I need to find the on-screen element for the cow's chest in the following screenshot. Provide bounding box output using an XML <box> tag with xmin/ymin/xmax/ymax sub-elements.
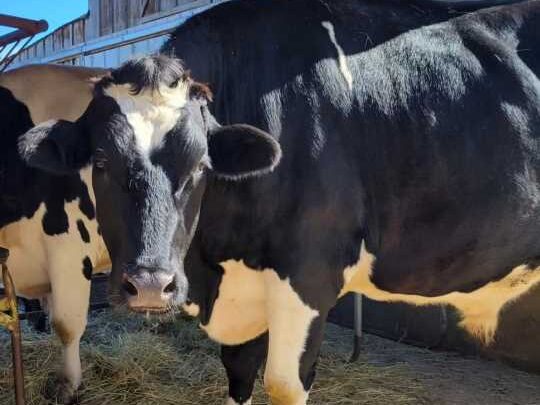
<box><xmin>200</xmin><ymin>260</ymin><xmax>269</xmax><ymax>346</ymax></box>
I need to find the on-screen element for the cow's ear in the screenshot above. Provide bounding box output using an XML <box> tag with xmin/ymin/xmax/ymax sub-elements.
<box><xmin>18</xmin><ymin>119</ymin><xmax>91</xmax><ymax>175</ymax></box>
<box><xmin>208</xmin><ymin>124</ymin><xmax>281</xmax><ymax>180</ymax></box>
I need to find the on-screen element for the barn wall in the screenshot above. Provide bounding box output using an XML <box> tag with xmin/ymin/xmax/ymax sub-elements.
<box><xmin>9</xmin><ymin>0</ymin><xmax>227</xmax><ymax>69</ymax></box>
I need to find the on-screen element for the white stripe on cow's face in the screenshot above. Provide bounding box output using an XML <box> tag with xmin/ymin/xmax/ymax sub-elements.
<box><xmin>104</xmin><ymin>81</ymin><xmax>189</xmax><ymax>155</ymax></box>
<box><xmin>342</xmin><ymin>242</ymin><xmax>540</xmax><ymax>343</ymax></box>
<box><xmin>321</xmin><ymin>21</ymin><xmax>354</xmax><ymax>91</ymax></box>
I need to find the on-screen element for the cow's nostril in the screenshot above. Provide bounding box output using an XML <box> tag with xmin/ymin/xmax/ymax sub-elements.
<box><xmin>122</xmin><ymin>279</ymin><xmax>138</xmax><ymax>296</ymax></box>
<box><xmin>163</xmin><ymin>279</ymin><xmax>176</xmax><ymax>294</ymax></box>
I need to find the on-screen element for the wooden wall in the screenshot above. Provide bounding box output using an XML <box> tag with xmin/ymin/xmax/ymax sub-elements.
<box><xmin>13</xmin><ymin>0</ymin><xmax>214</xmax><ymax>65</ymax></box>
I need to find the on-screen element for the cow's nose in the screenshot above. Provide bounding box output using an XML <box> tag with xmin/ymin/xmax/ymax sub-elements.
<box><xmin>122</xmin><ymin>268</ymin><xmax>177</xmax><ymax>312</ymax></box>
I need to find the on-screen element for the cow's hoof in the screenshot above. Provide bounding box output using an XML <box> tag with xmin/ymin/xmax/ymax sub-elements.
<box><xmin>43</xmin><ymin>373</ymin><xmax>80</xmax><ymax>404</ymax></box>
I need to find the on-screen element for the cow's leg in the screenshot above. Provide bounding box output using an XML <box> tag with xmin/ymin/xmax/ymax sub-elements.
<box><xmin>263</xmin><ymin>271</ymin><xmax>327</xmax><ymax>405</ymax></box>
<box><xmin>221</xmin><ymin>333</ymin><xmax>268</xmax><ymax>405</ymax></box>
<box><xmin>46</xmin><ymin>259</ymin><xmax>91</xmax><ymax>404</ymax></box>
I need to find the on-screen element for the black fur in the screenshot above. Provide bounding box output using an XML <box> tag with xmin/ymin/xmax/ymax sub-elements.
<box><xmin>77</xmin><ymin>220</ymin><xmax>90</xmax><ymax>243</ymax></box>
<box><xmin>161</xmin><ymin>0</ymin><xmax>540</xmax><ymax>399</ymax></box>
<box><xmin>82</xmin><ymin>256</ymin><xmax>93</xmax><ymax>281</ymax></box>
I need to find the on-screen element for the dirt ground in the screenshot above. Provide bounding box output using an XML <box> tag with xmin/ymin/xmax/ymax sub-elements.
<box><xmin>326</xmin><ymin>325</ymin><xmax>540</xmax><ymax>405</ymax></box>
<box><xmin>0</xmin><ymin>313</ymin><xmax>539</xmax><ymax>404</ymax></box>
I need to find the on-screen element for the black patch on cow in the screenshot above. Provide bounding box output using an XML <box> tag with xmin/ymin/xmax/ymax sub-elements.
<box><xmin>77</xmin><ymin>219</ymin><xmax>91</xmax><ymax>243</ymax></box>
<box><xmin>0</xmin><ymin>86</ymin><xmax>96</xmax><ymax>234</ymax></box>
<box><xmin>82</xmin><ymin>256</ymin><xmax>93</xmax><ymax>281</ymax></box>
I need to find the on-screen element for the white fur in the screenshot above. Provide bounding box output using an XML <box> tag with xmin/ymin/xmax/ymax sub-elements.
<box><xmin>341</xmin><ymin>242</ymin><xmax>540</xmax><ymax>343</ymax></box>
<box><xmin>201</xmin><ymin>261</ymin><xmax>317</xmax><ymax>405</ymax></box>
<box><xmin>201</xmin><ymin>261</ymin><xmax>268</xmax><ymax>345</ymax></box>
<box><xmin>263</xmin><ymin>271</ymin><xmax>317</xmax><ymax>405</ymax></box>
<box><xmin>322</xmin><ymin>21</ymin><xmax>354</xmax><ymax>91</ymax></box>
<box><xmin>104</xmin><ymin>82</ymin><xmax>189</xmax><ymax>155</ymax></box>
<box><xmin>0</xmin><ymin>167</ymin><xmax>109</xmax><ymax>395</ymax></box>
<box><xmin>225</xmin><ymin>397</ymin><xmax>252</xmax><ymax>405</ymax></box>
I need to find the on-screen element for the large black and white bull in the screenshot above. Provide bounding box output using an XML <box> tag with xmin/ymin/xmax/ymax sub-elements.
<box><xmin>0</xmin><ymin>57</ymin><xmax>280</xmax><ymax>402</ymax></box>
<box><xmin>4</xmin><ymin>0</ymin><xmax>540</xmax><ymax>404</ymax></box>
<box><xmin>156</xmin><ymin>1</ymin><xmax>540</xmax><ymax>404</ymax></box>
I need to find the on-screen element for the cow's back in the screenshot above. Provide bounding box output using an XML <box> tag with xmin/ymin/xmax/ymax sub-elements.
<box><xmin>0</xmin><ymin>64</ymin><xmax>108</xmax><ymax>124</ymax></box>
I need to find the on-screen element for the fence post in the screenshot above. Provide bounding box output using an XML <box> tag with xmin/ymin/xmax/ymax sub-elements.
<box><xmin>0</xmin><ymin>247</ymin><xmax>25</xmax><ymax>405</ymax></box>
<box><xmin>349</xmin><ymin>293</ymin><xmax>363</xmax><ymax>362</ymax></box>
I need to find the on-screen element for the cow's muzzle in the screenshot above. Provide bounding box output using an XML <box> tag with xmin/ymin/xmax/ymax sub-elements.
<box><xmin>122</xmin><ymin>266</ymin><xmax>177</xmax><ymax>313</ymax></box>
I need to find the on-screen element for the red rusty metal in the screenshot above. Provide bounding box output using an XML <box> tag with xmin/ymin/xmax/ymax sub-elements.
<box><xmin>0</xmin><ymin>14</ymin><xmax>48</xmax><ymax>72</ymax></box>
<box><xmin>0</xmin><ymin>14</ymin><xmax>48</xmax><ymax>46</ymax></box>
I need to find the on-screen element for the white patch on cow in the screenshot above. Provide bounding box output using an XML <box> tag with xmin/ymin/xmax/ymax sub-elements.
<box><xmin>201</xmin><ymin>261</ymin><xmax>317</xmax><ymax>404</ymax></box>
<box><xmin>104</xmin><ymin>81</ymin><xmax>189</xmax><ymax>155</ymax></box>
<box><xmin>225</xmin><ymin>397</ymin><xmax>252</xmax><ymax>405</ymax></box>
<box><xmin>201</xmin><ymin>260</ymin><xmax>268</xmax><ymax>345</ymax></box>
<box><xmin>264</xmin><ymin>271</ymin><xmax>317</xmax><ymax>405</ymax></box>
<box><xmin>342</xmin><ymin>242</ymin><xmax>540</xmax><ymax>343</ymax></box>
<box><xmin>321</xmin><ymin>21</ymin><xmax>353</xmax><ymax>91</ymax></box>
<box><xmin>0</xmin><ymin>166</ymin><xmax>110</xmax><ymax>396</ymax></box>
<box><xmin>182</xmin><ymin>302</ymin><xmax>201</xmax><ymax>317</ymax></box>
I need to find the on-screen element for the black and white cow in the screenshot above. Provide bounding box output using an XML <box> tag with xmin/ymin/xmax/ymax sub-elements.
<box><xmin>157</xmin><ymin>0</ymin><xmax>539</xmax><ymax>404</ymax></box>
<box><xmin>7</xmin><ymin>0</ymin><xmax>540</xmax><ymax>404</ymax></box>
<box><xmin>1</xmin><ymin>56</ymin><xmax>280</xmax><ymax>402</ymax></box>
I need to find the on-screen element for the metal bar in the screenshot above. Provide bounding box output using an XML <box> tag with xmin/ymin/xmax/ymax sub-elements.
<box><xmin>0</xmin><ymin>247</ymin><xmax>26</xmax><ymax>405</ymax></box>
<box><xmin>0</xmin><ymin>39</ymin><xmax>20</xmax><ymax>72</ymax></box>
<box><xmin>0</xmin><ymin>14</ymin><xmax>48</xmax><ymax>34</ymax></box>
<box><xmin>1</xmin><ymin>35</ymin><xmax>34</xmax><ymax>73</ymax></box>
<box><xmin>349</xmin><ymin>293</ymin><xmax>363</xmax><ymax>362</ymax></box>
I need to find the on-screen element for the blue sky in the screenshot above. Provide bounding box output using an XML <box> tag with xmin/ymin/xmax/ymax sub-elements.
<box><xmin>0</xmin><ymin>1</ymin><xmax>88</xmax><ymax>43</ymax></box>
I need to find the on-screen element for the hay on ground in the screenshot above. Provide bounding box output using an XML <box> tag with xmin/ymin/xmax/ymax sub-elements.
<box><xmin>0</xmin><ymin>310</ymin><xmax>428</xmax><ymax>404</ymax></box>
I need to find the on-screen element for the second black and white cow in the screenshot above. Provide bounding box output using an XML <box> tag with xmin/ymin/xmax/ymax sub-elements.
<box><xmin>1</xmin><ymin>55</ymin><xmax>280</xmax><ymax>402</ymax></box>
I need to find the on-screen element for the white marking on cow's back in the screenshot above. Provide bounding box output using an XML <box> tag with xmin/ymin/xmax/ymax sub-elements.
<box><xmin>104</xmin><ymin>82</ymin><xmax>188</xmax><ymax>154</ymax></box>
<box><xmin>321</xmin><ymin>21</ymin><xmax>354</xmax><ymax>91</ymax></box>
<box><xmin>342</xmin><ymin>242</ymin><xmax>540</xmax><ymax>343</ymax></box>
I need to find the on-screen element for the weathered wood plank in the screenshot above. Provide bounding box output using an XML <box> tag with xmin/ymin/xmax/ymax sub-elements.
<box><xmin>87</xmin><ymin>0</ymin><xmax>101</xmax><ymax>40</ymax></box>
<box><xmin>53</xmin><ymin>29</ymin><xmax>63</xmax><ymax>52</ymax></box>
<box><xmin>160</xmin><ymin>0</ymin><xmax>178</xmax><ymax>11</ymax></box>
<box><xmin>100</xmin><ymin>0</ymin><xmax>114</xmax><ymax>36</ymax></box>
<box><xmin>73</xmin><ymin>19</ymin><xmax>85</xmax><ymax>45</ymax></box>
<box><xmin>175</xmin><ymin>0</ymin><xmax>211</xmax><ymax>13</ymax></box>
<box><xmin>113</xmin><ymin>0</ymin><xmax>129</xmax><ymax>32</ymax></box>
<box><xmin>62</xmin><ymin>24</ymin><xmax>73</xmax><ymax>48</ymax></box>
<box><xmin>44</xmin><ymin>35</ymin><xmax>53</xmax><ymax>55</ymax></box>
<box><xmin>128</xmin><ymin>0</ymin><xmax>145</xmax><ymax>27</ymax></box>
<box><xmin>143</xmin><ymin>0</ymin><xmax>160</xmax><ymax>17</ymax></box>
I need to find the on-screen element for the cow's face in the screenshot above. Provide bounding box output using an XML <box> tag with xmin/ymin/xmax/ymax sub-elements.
<box><xmin>19</xmin><ymin>55</ymin><xmax>281</xmax><ymax>314</ymax></box>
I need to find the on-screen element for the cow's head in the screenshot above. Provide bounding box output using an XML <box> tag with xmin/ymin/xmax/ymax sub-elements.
<box><xmin>19</xmin><ymin>55</ymin><xmax>281</xmax><ymax>314</ymax></box>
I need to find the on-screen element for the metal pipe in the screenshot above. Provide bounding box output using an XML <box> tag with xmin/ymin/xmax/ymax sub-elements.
<box><xmin>0</xmin><ymin>247</ymin><xmax>26</xmax><ymax>405</ymax></box>
<box><xmin>0</xmin><ymin>15</ymin><xmax>48</xmax><ymax>35</ymax></box>
<box><xmin>1</xmin><ymin>35</ymin><xmax>34</xmax><ymax>73</ymax></box>
<box><xmin>349</xmin><ymin>293</ymin><xmax>363</xmax><ymax>362</ymax></box>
